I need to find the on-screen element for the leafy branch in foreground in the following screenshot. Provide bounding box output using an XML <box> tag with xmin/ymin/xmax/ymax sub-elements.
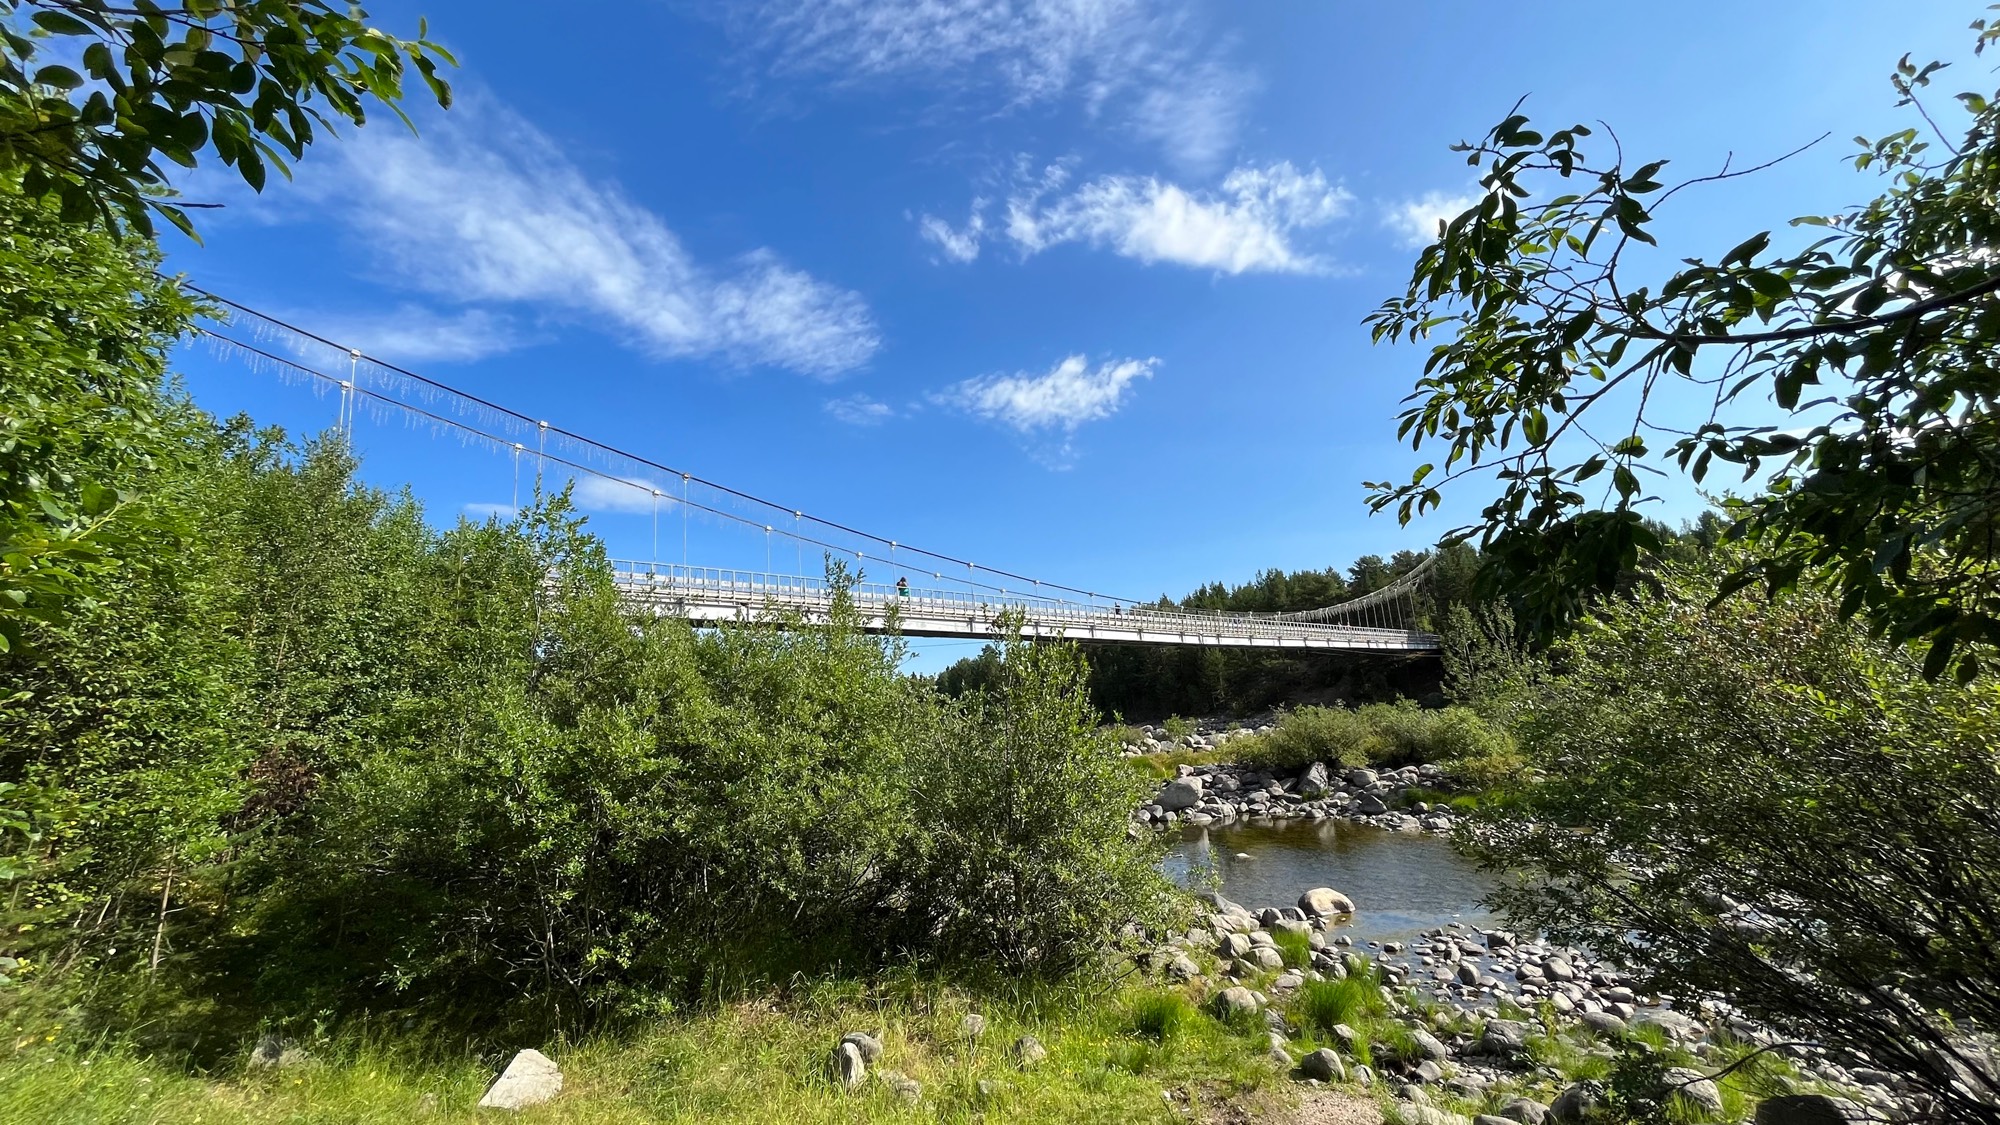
<box><xmin>0</xmin><ymin>0</ymin><xmax>455</xmax><ymax>237</ymax></box>
<box><xmin>1368</xmin><ymin>14</ymin><xmax>2000</xmax><ymax>679</ymax></box>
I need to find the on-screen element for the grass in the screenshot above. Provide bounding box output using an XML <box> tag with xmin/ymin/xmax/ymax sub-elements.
<box><xmin>1293</xmin><ymin>974</ymin><xmax>1388</xmax><ymax>1038</ymax></box>
<box><xmin>0</xmin><ymin>977</ymin><xmax>1285</xmax><ymax>1125</ymax></box>
<box><xmin>1270</xmin><ymin>930</ymin><xmax>1313</xmax><ymax>970</ymax></box>
<box><xmin>1127</xmin><ymin>990</ymin><xmax>1195</xmax><ymax>1043</ymax></box>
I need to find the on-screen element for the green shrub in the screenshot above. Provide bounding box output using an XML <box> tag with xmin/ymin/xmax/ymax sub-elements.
<box><xmin>1161</xmin><ymin>715</ymin><xmax>1194</xmax><ymax>741</ymax></box>
<box><xmin>1474</xmin><ymin>552</ymin><xmax>2000</xmax><ymax>1117</ymax></box>
<box><xmin>1234</xmin><ymin>701</ymin><xmax>1519</xmax><ymax>787</ymax></box>
<box><xmin>895</xmin><ymin>625</ymin><xmax>1180</xmax><ymax>977</ymax></box>
<box><xmin>1236</xmin><ymin>705</ymin><xmax>1373</xmax><ymax>771</ymax></box>
<box><xmin>1128</xmin><ymin>990</ymin><xmax>1195</xmax><ymax>1042</ymax></box>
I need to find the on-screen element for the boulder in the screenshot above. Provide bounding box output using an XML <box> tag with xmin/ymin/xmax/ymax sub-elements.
<box><xmin>1157</xmin><ymin>778</ymin><xmax>1204</xmax><ymax>812</ymax></box>
<box><xmin>961</xmin><ymin>1014</ymin><xmax>987</xmax><ymax>1041</ymax></box>
<box><xmin>1347</xmin><ymin>768</ymin><xmax>1379</xmax><ymax>787</ymax></box>
<box><xmin>828</xmin><ymin>1041</ymin><xmax>867</xmax><ymax>1089</ymax></box>
<box><xmin>1578</xmin><ymin>1011</ymin><xmax>1628</xmax><ymax>1038</ymax></box>
<box><xmin>1298</xmin><ymin>761</ymin><xmax>1332</xmax><ymax>795</ymax></box>
<box><xmin>1496</xmin><ymin>1097</ymin><xmax>1551</xmax><ymax>1124</ymax></box>
<box><xmin>1636</xmin><ymin>1009</ymin><xmax>1705</xmax><ymax>1042</ymax></box>
<box><xmin>1663</xmin><ymin>1067</ymin><xmax>1724</xmax><ymax>1117</ymax></box>
<box><xmin>1213</xmin><ymin>986</ymin><xmax>1262</xmax><ymax>1021</ymax></box>
<box><xmin>1249</xmin><ymin>945</ymin><xmax>1285</xmax><ymax>970</ymax></box>
<box><xmin>1410</xmin><ymin>1028</ymin><xmax>1451</xmax><ymax>1062</ymax></box>
<box><xmin>1300</xmin><ymin>1047</ymin><xmax>1346</xmax><ymax>1082</ymax></box>
<box><xmin>479</xmin><ymin>1049</ymin><xmax>565</xmax><ymax>1111</ymax></box>
<box><xmin>1220</xmin><ymin>932</ymin><xmax>1253</xmax><ymax>958</ymax></box>
<box><xmin>1009</xmin><ymin>1034</ymin><xmax>1048</xmax><ymax>1067</ymax></box>
<box><xmin>1753</xmin><ymin>1094</ymin><xmax>1879</xmax><ymax>1124</ymax></box>
<box><xmin>1550</xmin><ymin>1081</ymin><xmax>1607</xmax><ymax>1123</ymax></box>
<box><xmin>1414</xmin><ymin>1059</ymin><xmax>1445</xmax><ymax>1084</ymax></box>
<box><xmin>840</xmin><ymin>1032</ymin><xmax>884</xmax><ymax>1064</ymax></box>
<box><xmin>1479</xmin><ymin>1019</ymin><xmax>1530</xmax><ymax>1055</ymax></box>
<box><xmin>1299</xmin><ymin>887</ymin><xmax>1357</xmax><ymax>918</ymax></box>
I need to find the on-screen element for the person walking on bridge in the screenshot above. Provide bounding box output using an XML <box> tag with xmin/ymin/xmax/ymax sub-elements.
<box><xmin>896</xmin><ymin>576</ymin><xmax>909</xmax><ymax>598</ymax></box>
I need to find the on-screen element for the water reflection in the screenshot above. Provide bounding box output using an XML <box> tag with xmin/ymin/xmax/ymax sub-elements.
<box><xmin>1162</xmin><ymin>819</ymin><xmax>1500</xmax><ymax>947</ymax></box>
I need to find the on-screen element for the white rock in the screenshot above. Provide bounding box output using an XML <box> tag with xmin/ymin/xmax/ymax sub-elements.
<box><xmin>478</xmin><ymin>1049</ymin><xmax>564</xmax><ymax>1111</ymax></box>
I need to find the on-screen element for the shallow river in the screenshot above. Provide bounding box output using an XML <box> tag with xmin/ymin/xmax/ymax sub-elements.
<box><xmin>1162</xmin><ymin>820</ymin><xmax>1501</xmax><ymax>947</ymax></box>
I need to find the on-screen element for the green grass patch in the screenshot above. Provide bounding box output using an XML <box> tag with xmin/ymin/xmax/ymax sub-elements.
<box><xmin>1127</xmin><ymin>990</ymin><xmax>1195</xmax><ymax>1043</ymax></box>
<box><xmin>1123</xmin><ymin>749</ymin><xmax>1229</xmax><ymax>781</ymax></box>
<box><xmin>1271</xmin><ymin>929</ymin><xmax>1313</xmax><ymax>970</ymax></box>
<box><xmin>1293</xmin><ymin>973</ymin><xmax>1387</xmax><ymax>1037</ymax></box>
<box><xmin>0</xmin><ymin>976</ymin><xmax>1295</xmax><ymax>1125</ymax></box>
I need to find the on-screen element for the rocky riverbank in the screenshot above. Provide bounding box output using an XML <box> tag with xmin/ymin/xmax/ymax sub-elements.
<box><xmin>1136</xmin><ymin>759</ymin><xmax>1460</xmax><ymax>836</ymax></box>
<box><xmin>1132</xmin><ymin>886</ymin><xmax>1926</xmax><ymax>1124</ymax></box>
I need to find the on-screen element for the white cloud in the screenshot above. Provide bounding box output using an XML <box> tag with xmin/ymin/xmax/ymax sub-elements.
<box><xmin>571</xmin><ymin>474</ymin><xmax>675</xmax><ymax>515</ymax></box>
<box><xmin>277</xmin><ymin>305</ymin><xmax>527</xmax><ymax>365</ymax></box>
<box><xmin>322</xmin><ymin>101</ymin><xmax>879</xmax><ymax>377</ymax></box>
<box><xmin>1385</xmin><ymin>190</ymin><xmax>1481</xmax><ymax>248</ymax></box>
<box><xmin>940</xmin><ymin>353</ymin><xmax>1156</xmax><ymax>432</ymax></box>
<box><xmin>824</xmin><ymin>394</ymin><xmax>895</xmax><ymax>425</ymax></box>
<box><xmin>917</xmin><ymin>202</ymin><xmax>987</xmax><ymax>263</ymax></box>
<box><xmin>716</xmin><ymin>0</ymin><xmax>1252</xmax><ymax>172</ymax></box>
<box><xmin>463</xmin><ymin>502</ymin><xmax>519</xmax><ymax>520</ymax></box>
<box><xmin>1000</xmin><ymin>161</ymin><xmax>1350</xmax><ymax>274</ymax></box>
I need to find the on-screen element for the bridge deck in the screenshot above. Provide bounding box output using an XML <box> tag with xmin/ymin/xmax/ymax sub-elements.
<box><xmin>612</xmin><ymin>564</ymin><xmax>1440</xmax><ymax>652</ymax></box>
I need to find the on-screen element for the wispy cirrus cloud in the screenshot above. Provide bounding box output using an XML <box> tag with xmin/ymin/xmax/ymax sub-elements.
<box><xmin>921</xmin><ymin>160</ymin><xmax>1350</xmax><ymax>274</ymax></box>
<box><xmin>824</xmin><ymin>394</ymin><xmax>896</xmax><ymax>425</ymax></box>
<box><xmin>570</xmin><ymin>474</ymin><xmax>676</xmax><ymax>515</ymax></box>
<box><xmin>277</xmin><ymin>305</ymin><xmax>529</xmax><ymax>365</ymax></box>
<box><xmin>711</xmin><ymin>0</ymin><xmax>1253</xmax><ymax>173</ymax></box>
<box><xmin>317</xmin><ymin>99</ymin><xmax>879</xmax><ymax>377</ymax></box>
<box><xmin>917</xmin><ymin>202</ymin><xmax>988</xmax><ymax>263</ymax></box>
<box><xmin>1385</xmin><ymin>189</ymin><xmax>1481</xmax><ymax>248</ymax></box>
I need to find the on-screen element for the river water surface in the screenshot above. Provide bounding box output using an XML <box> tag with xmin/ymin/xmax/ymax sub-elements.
<box><xmin>1162</xmin><ymin>820</ymin><xmax>1500</xmax><ymax>946</ymax></box>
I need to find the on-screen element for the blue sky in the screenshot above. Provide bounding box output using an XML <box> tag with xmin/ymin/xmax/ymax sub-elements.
<box><xmin>162</xmin><ymin>1</ymin><xmax>1986</xmax><ymax>668</ymax></box>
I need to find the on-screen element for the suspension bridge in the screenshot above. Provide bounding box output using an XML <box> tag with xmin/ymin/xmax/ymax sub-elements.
<box><xmin>190</xmin><ymin>292</ymin><xmax>1442</xmax><ymax>655</ymax></box>
<box><xmin>612</xmin><ymin>562</ymin><xmax>1439</xmax><ymax>651</ymax></box>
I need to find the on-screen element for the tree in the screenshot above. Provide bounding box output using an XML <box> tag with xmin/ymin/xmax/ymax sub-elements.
<box><xmin>0</xmin><ymin>174</ymin><xmax>196</xmax><ymax>654</ymax></box>
<box><xmin>0</xmin><ymin>0</ymin><xmax>454</xmax><ymax>236</ymax></box>
<box><xmin>1467</xmin><ymin>556</ymin><xmax>2000</xmax><ymax>1123</ymax></box>
<box><xmin>1368</xmin><ymin>16</ymin><xmax>2000</xmax><ymax>680</ymax></box>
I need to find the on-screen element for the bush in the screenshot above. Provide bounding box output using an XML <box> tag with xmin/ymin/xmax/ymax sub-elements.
<box><xmin>1235</xmin><ymin>702</ymin><xmax>1519</xmax><ymax>788</ymax></box>
<box><xmin>1235</xmin><ymin>705</ymin><xmax>1371</xmax><ymax>771</ymax></box>
<box><xmin>1472</xmin><ymin>553</ymin><xmax>2000</xmax><ymax>1122</ymax></box>
<box><xmin>4</xmin><ymin>424</ymin><xmax>1183</xmax><ymax>1034</ymax></box>
<box><xmin>897</xmin><ymin>626</ymin><xmax>1180</xmax><ymax>977</ymax></box>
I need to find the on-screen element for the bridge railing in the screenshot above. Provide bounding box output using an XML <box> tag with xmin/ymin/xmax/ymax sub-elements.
<box><xmin>609</xmin><ymin>562</ymin><xmax>1437</xmax><ymax>646</ymax></box>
